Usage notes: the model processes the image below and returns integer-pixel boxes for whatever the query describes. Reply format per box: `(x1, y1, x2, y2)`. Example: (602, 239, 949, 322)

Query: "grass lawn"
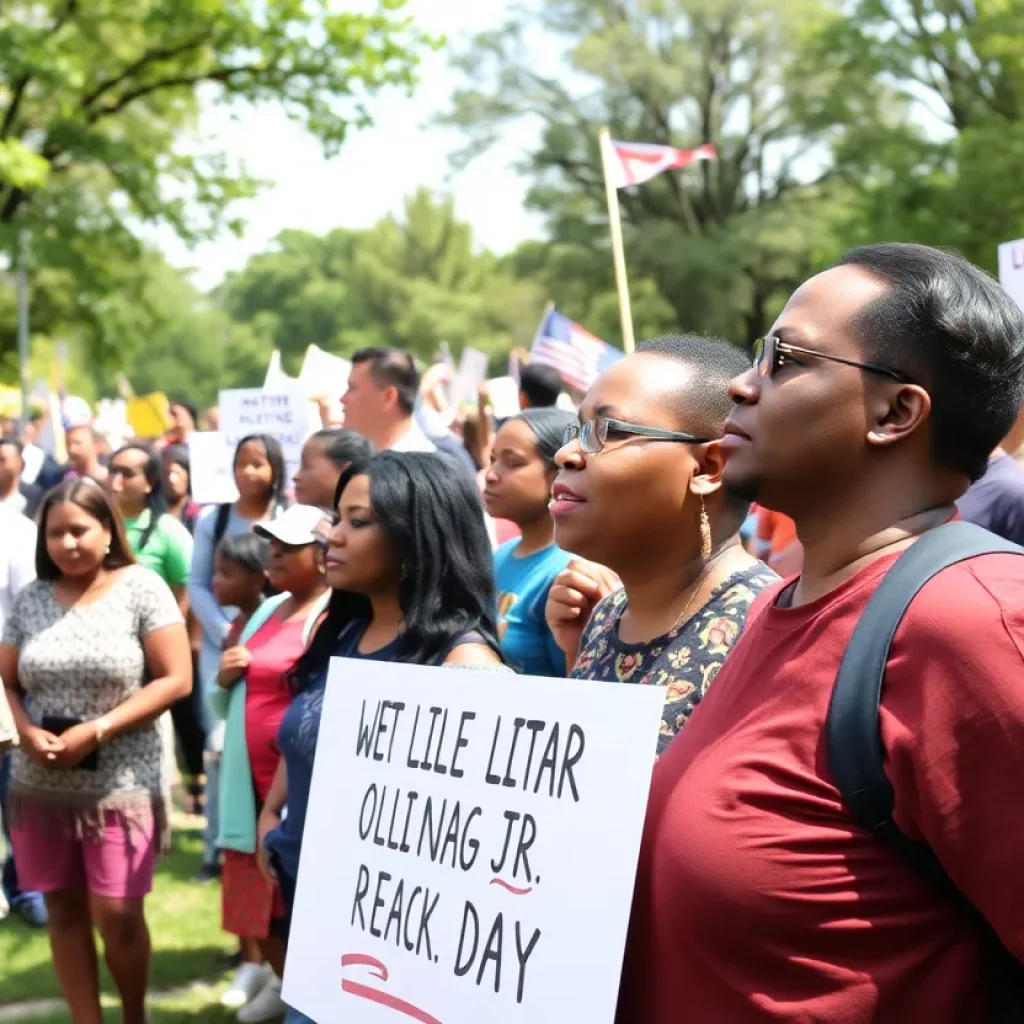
(1, 822, 241, 1021)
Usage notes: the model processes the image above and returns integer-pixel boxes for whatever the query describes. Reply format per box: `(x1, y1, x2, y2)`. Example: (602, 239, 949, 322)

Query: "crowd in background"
(2, 244, 1024, 1023)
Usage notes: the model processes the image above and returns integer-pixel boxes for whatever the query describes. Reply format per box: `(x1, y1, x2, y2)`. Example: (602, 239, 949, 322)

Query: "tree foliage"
(0, 0, 431, 366)
(216, 189, 545, 371)
(794, 0, 1024, 272)
(444, 0, 848, 347)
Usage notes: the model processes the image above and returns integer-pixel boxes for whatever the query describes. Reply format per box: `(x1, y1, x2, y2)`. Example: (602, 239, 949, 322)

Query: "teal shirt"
(494, 539, 572, 677)
(209, 592, 329, 854)
(124, 510, 193, 589)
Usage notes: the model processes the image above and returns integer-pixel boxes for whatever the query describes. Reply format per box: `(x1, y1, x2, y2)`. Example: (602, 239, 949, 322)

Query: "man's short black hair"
(837, 243, 1024, 482)
(519, 362, 563, 407)
(637, 333, 754, 531)
(0, 434, 22, 457)
(351, 347, 421, 415)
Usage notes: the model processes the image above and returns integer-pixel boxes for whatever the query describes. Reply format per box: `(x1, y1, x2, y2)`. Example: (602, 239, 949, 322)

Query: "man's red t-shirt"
(616, 551, 1024, 1023)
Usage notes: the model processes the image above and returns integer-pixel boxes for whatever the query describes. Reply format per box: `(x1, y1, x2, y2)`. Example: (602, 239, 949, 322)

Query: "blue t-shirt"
(263, 622, 400, 884)
(494, 539, 572, 677)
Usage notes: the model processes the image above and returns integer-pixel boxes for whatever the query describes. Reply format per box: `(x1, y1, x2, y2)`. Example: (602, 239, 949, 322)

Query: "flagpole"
(599, 127, 635, 354)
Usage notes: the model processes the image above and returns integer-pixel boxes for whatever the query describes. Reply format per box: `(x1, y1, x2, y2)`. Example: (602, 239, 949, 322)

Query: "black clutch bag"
(39, 715, 100, 772)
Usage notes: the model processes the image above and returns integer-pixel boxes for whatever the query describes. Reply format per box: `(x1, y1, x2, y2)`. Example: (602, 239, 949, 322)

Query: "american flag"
(530, 309, 624, 393)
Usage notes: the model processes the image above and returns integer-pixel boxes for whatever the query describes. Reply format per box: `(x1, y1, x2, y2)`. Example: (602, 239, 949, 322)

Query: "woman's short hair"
(36, 479, 136, 582)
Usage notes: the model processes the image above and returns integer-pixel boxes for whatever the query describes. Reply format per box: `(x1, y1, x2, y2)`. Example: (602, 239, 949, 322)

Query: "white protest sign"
(455, 347, 490, 408)
(218, 387, 314, 491)
(299, 344, 351, 398)
(284, 662, 663, 1024)
(485, 376, 521, 420)
(998, 238, 1024, 314)
(187, 431, 238, 505)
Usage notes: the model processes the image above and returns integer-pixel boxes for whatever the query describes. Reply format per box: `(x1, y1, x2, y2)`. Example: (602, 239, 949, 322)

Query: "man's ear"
(866, 383, 931, 450)
(688, 441, 726, 497)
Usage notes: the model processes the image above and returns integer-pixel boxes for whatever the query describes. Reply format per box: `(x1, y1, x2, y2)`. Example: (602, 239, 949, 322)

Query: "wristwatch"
(94, 716, 114, 746)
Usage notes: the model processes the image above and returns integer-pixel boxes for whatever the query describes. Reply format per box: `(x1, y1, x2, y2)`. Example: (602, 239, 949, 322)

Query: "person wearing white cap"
(208, 504, 330, 1023)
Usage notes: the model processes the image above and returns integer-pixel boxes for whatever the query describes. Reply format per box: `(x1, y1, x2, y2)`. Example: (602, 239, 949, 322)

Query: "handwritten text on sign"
(283, 661, 664, 1024)
(217, 387, 314, 496)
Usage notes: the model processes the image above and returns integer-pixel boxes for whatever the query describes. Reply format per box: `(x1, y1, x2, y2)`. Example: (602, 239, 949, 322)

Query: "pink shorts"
(11, 804, 158, 900)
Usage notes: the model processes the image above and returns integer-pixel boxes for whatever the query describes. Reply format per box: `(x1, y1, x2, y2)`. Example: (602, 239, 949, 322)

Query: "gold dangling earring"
(700, 497, 712, 561)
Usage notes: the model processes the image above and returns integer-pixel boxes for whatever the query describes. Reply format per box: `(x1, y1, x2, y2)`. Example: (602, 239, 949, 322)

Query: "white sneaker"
(221, 962, 270, 1009)
(237, 974, 286, 1023)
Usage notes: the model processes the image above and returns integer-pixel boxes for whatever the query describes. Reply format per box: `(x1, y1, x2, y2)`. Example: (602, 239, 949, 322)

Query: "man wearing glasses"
(617, 243, 1024, 1024)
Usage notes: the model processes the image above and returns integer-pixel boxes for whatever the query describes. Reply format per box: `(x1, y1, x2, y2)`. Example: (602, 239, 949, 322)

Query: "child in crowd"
(208, 534, 272, 1012)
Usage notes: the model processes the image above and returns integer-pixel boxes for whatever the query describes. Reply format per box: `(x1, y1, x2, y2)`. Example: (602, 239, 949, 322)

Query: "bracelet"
(94, 716, 114, 746)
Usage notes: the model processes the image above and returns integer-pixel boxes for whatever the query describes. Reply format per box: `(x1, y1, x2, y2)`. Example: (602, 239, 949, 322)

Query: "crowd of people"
(1, 242, 1024, 1023)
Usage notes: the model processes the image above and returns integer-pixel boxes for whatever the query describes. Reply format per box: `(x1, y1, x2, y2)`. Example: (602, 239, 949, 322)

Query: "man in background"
(63, 424, 108, 483)
(518, 361, 563, 409)
(957, 403, 1024, 544)
(342, 348, 436, 453)
(19, 413, 63, 490)
(0, 438, 42, 518)
(0, 504, 46, 927)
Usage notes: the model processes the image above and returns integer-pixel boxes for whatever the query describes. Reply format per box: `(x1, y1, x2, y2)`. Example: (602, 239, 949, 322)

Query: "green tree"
(444, 0, 846, 347)
(795, 0, 1024, 270)
(217, 189, 545, 369)
(0, 0, 432, 369)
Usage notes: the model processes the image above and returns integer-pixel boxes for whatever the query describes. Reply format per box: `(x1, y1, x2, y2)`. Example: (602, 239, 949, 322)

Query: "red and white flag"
(602, 138, 717, 189)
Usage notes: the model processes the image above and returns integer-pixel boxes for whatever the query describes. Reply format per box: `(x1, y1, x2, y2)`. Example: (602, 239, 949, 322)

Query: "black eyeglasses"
(563, 416, 712, 455)
(109, 466, 142, 480)
(754, 334, 914, 384)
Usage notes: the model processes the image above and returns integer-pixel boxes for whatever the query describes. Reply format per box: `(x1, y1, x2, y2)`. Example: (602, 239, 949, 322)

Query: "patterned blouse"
(572, 564, 777, 755)
(3, 565, 183, 811)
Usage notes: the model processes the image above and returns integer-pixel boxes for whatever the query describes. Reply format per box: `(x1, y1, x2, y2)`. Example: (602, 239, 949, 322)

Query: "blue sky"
(154, 0, 544, 290)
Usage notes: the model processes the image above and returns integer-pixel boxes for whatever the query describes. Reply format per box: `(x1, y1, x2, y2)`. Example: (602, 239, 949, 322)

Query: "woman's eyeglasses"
(563, 416, 712, 455)
(109, 466, 142, 480)
(754, 334, 914, 384)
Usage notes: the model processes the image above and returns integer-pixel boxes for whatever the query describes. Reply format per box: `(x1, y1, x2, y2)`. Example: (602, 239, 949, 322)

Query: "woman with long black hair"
(257, 453, 506, 1004)
(189, 433, 288, 881)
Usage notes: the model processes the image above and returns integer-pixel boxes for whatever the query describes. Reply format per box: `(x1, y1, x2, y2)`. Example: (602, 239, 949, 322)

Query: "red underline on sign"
(490, 877, 534, 895)
(340, 953, 442, 1024)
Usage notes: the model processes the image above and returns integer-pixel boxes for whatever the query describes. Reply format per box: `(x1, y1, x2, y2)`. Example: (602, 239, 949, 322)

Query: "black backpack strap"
(827, 521, 1024, 1018)
(212, 503, 231, 552)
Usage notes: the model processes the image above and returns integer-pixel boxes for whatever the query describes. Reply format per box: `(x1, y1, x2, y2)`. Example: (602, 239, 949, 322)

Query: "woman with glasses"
(484, 408, 576, 676)
(546, 335, 777, 754)
(210, 505, 329, 1023)
(109, 444, 193, 610)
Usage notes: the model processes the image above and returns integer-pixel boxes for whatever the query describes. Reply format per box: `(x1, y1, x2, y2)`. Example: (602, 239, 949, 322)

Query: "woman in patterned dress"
(0, 479, 192, 1024)
(546, 335, 777, 754)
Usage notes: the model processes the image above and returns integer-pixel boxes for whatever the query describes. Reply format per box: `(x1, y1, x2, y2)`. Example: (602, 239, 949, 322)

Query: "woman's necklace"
(671, 546, 741, 633)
